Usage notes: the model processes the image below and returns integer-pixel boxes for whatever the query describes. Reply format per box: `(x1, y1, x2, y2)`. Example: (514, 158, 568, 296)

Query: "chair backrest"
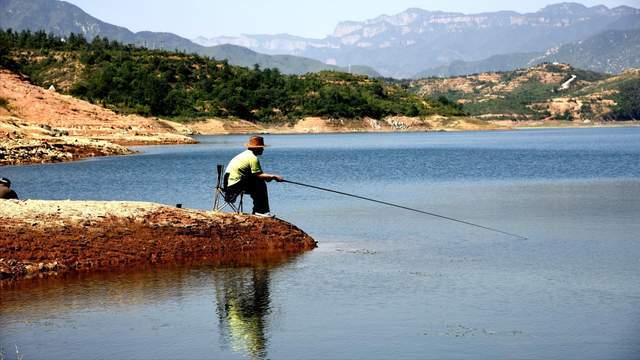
(223, 173, 230, 190)
(216, 164, 224, 188)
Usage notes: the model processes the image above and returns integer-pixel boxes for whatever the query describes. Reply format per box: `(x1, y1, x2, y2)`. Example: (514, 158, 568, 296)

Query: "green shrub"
(610, 78, 640, 120)
(554, 110, 573, 121)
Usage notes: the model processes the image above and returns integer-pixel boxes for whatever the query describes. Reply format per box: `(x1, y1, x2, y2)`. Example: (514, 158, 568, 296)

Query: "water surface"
(2, 128, 639, 359)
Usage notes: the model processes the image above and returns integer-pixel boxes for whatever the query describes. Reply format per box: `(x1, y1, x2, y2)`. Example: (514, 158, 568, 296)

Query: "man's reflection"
(214, 268, 271, 360)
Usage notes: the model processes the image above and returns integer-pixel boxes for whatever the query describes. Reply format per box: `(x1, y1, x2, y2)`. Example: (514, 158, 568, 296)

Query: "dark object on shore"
(0, 177, 18, 200)
(176, 203, 182, 208)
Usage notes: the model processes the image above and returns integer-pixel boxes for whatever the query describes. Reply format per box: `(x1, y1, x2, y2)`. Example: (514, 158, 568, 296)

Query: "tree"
(611, 79, 640, 120)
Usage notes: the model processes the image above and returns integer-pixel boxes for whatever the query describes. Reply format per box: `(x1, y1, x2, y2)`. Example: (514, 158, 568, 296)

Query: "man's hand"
(273, 175, 284, 182)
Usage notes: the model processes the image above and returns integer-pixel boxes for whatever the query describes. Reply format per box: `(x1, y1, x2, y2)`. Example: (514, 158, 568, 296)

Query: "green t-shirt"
(225, 150, 263, 186)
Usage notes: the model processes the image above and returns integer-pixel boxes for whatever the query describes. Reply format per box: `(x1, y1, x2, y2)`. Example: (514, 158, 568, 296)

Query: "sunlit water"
(1, 128, 639, 359)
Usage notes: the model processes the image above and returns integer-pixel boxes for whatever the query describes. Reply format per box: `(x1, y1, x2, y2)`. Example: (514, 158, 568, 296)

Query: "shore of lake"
(173, 115, 508, 135)
(1, 115, 510, 166)
(0, 199, 316, 283)
(490, 119, 640, 129)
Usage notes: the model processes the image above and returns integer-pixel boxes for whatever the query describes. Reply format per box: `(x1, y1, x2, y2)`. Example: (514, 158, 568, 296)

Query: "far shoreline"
(3, 122, 639, 168)
(513, 123, 640, 130)
(159, 120, 640, 140)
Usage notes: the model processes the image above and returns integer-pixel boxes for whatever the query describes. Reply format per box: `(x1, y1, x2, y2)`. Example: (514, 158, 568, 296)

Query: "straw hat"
(245, 136, 268, 148)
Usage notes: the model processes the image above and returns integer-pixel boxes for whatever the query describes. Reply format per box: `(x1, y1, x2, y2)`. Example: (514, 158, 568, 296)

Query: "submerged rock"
(0, 200, 316, 283)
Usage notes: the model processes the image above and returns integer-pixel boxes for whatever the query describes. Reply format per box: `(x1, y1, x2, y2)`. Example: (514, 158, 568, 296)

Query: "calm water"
(1, 128, 640, 359)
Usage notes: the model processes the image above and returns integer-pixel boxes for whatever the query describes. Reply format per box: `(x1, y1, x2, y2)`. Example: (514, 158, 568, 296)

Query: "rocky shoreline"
(178, 115, 507, 135)
(0, 137, 134, 166)
(0, 200, 316, 283)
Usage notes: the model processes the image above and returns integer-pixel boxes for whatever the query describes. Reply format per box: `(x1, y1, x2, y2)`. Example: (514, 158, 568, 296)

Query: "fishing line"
(282, 180, 527, 240)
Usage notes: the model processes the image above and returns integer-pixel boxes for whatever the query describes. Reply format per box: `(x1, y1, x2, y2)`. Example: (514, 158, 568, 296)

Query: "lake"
(1, 128, 639, 359)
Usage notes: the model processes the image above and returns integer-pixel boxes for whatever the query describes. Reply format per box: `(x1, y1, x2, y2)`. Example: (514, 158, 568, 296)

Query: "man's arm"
(255, 172, 284, 182)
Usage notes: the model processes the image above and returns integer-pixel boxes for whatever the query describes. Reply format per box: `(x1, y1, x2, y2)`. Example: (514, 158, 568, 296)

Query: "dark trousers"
(224, 175, 270, 214)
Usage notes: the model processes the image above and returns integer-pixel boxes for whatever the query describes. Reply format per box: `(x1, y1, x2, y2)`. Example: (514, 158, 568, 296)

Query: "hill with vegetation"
(0, 29, 464, 124)
(410, 63, 640, 121)
(415, 28, 640, 78)
(0, 0, 379, 76)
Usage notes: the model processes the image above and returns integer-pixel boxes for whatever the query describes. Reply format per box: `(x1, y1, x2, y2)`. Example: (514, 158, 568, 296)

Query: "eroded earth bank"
(0, 70, 196, 166)
(0, 200, 316, 283)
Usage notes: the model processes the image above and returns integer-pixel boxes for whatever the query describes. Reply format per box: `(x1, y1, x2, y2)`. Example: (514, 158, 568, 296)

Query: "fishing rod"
(282, 180, 527, 240)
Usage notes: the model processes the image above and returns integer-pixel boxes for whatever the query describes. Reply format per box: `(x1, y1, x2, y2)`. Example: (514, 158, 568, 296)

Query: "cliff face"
(0, 200, 316, 282)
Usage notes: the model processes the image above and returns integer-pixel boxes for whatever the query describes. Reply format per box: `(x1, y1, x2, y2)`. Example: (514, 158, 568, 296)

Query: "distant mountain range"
(193, 2, 640, 78)
(2, 0, 639, 79)
(0, 0, 380, 76)
(415, 27, 640, 78)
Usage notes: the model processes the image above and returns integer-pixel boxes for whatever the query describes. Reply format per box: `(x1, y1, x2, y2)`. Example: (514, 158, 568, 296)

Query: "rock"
(1, 200, 316, 282)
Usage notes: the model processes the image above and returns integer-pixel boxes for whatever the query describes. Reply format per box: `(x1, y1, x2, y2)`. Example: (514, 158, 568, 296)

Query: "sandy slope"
(182, 115, 505, 135)
(0, 70, 195, 165)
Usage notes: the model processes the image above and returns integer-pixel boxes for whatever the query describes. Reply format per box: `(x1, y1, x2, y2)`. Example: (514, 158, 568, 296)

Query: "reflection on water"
(0, 267, 191, 317)
(1, 254, 306, 359)
(214, 268, 271, 360)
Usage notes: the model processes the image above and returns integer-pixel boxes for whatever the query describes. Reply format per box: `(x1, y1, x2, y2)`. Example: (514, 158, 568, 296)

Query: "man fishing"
(0, 177, 19, 200)
(221, 136, 525, 238)
(224, 136, 283, 217)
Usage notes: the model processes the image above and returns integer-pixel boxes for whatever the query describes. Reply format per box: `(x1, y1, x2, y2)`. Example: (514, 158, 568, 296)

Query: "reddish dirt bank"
(0, 70, 195, 166)
(0, 200, 316, 283)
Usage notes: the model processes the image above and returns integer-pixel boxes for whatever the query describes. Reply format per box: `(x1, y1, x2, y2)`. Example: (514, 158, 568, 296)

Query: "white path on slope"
(560, 75, 577, 90)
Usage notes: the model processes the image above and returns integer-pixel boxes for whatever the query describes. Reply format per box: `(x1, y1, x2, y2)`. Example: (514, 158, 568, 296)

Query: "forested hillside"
(0, 29, 463, 123)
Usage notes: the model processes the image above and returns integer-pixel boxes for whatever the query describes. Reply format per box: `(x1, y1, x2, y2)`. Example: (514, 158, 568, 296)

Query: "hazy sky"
(64, 0, 640, 39)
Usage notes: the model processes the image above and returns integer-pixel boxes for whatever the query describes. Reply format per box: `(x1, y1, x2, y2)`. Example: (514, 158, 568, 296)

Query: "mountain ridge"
(414, 27, 640, 78)
(192, 2, 640, 77)
(0, 0, 380, 76)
